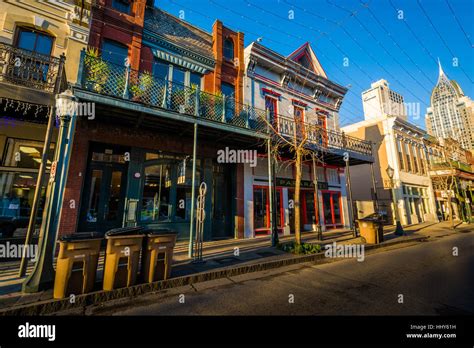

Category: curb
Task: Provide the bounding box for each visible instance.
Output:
[0,235,429,316]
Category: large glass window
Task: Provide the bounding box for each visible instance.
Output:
[404,142,412,172]
[0,139,53,238]
[190,72,202,88]
[102,40,128,66]
[153,60,169,80]
[304,191,316,225]
[16,28,53,55]
[141,164,172,222]
[221,82,235,120]
[176,160,201,221]
[140,154,201,223]
[112,0,131,14]
[265,96,277,124]
[172,67,185,86]
[254,187,269,230]
[397,139,405,171]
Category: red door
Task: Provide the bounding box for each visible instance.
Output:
[321,191,343,228]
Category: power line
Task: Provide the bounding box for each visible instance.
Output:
[254,0,429,107]
[327,0,436,88]
[443,0,473,48]
[416,0,474,84]
[171,0,369,125]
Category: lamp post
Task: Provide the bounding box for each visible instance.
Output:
[22,90,78,292]
[460,180,472,223]
[386,165,404,236]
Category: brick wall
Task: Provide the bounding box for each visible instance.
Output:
[58,119,223,236]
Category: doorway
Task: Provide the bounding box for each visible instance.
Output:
[79,144,129,234]
[212,164,233,239]
[321,191,342,228]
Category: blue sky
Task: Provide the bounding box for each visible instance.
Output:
[153,0,474,128]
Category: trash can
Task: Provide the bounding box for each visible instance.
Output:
[53,232,103,299]
[357,214,384,244]
[103,226,145,291]
[141,229,177,282]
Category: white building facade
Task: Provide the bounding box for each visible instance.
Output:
[362,79,407,121]
[241,42,373,237]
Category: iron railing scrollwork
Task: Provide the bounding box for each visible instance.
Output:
[0,43,61,93]
[79,53,372,158]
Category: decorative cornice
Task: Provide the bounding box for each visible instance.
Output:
[143,30,215,69]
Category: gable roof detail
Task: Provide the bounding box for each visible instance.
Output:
[287,42,327,78]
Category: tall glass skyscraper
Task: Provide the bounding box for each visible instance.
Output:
[425,60,474,152]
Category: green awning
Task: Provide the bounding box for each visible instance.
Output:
[151,48,211,74]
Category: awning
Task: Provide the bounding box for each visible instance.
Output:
[151,48,212,74]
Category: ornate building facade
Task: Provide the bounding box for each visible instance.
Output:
[425,61,474,152]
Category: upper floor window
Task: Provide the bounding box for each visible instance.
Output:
[221,82,235,99]
[404,142,412,172]
[223,38,234,60]
[152,59,203,89]
[265,96,277,123]
[152,60,169,80]
[221,82,235,120]
[172,66,186,86]
[190,72,202,89]
[16,27,53,56]
[112,0,131,14]
[396,139,405,171]
[294,106,304,121]
[102,40,128,66]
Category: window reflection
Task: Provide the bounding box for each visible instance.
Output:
[140,154,201,223]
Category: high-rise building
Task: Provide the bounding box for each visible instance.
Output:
[361,79,407,121]
[425,60,474,152]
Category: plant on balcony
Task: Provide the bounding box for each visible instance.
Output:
[130,71,154,102]
[84,47,110,93]
[170,87,186,113]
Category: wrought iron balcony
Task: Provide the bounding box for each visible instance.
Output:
[0,42,64,93]
[275,114,373,157]
[429,160,473,173]
[77,52,373,160]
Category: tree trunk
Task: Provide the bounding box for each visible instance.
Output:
[294,150,302,245]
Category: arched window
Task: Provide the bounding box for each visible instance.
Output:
[223,38,234,60]
[16,27,54,55]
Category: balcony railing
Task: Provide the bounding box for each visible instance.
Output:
[0,43,63,93]
[78,52,372,158]
[430,160,473,173]
[275,115,372,156]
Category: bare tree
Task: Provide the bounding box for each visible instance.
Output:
[429,140,457,230]
[260,112,325,245]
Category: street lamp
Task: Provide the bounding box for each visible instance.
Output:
[386,165,404,236]
[23,90,77,292]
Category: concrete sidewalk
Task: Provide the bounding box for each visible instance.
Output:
[0,221,471,314]
[0,228,354,310]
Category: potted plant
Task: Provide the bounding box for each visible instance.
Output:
[130,71,154,103]
[83,47,110,93]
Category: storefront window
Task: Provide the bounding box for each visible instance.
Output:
[304,191,316,224]
[254,187,268,230]
[3,138,55,169]
[176,161,201,221]
[141,154,201,223]
[0,171,47,237]
[84,169,102,223]
[141,164,172,222]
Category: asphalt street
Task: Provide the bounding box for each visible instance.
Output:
[94,231,474,315]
